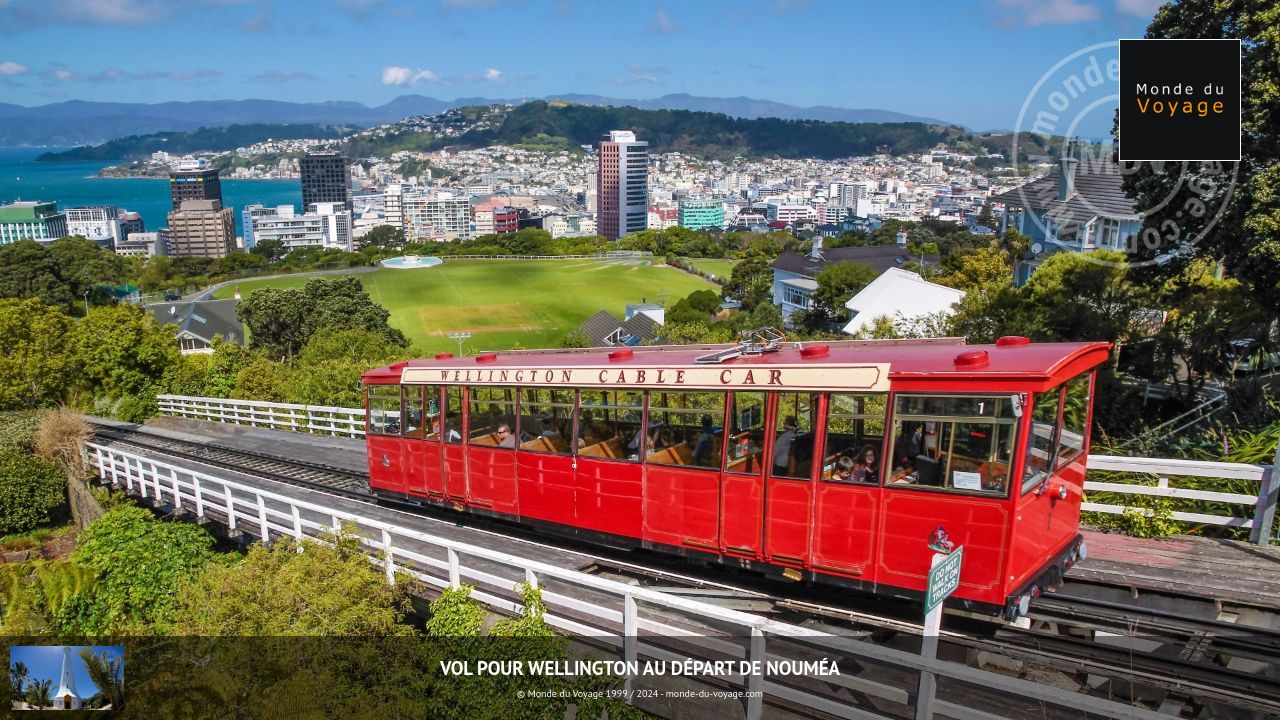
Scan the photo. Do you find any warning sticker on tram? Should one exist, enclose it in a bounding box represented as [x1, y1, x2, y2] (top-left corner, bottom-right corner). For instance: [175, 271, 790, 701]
[924, 546, 964, 614]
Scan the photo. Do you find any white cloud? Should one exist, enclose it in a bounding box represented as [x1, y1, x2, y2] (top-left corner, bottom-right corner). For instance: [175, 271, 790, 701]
[483, 67, 506, 84]
[253, 68, 317, 84]
[651, 3, 676, 33]
[0, 61, 30, 76]
[381, 66, 445, 86]
[611, 74, 661, 85]
[626, 64, 670, 75]
[0, 0, 181, 26]
[1114, 0, 1161, 17]
[996, 0, 1099, 26]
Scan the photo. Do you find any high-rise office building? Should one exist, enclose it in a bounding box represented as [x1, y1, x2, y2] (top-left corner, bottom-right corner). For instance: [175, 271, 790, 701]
[301, 151, 352, 213]
[597, 130, 648, 240]
[169, 168, 222, 211]
[0, 201, 67, 244]
[64, 206, 122, 246]
[168, 199, 235, 258]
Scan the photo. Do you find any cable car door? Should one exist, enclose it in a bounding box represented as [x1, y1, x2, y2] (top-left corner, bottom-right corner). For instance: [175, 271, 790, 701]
[763, 392, 820, 568]
[440, 386, 468, 502]
[810, 393, 886, 582]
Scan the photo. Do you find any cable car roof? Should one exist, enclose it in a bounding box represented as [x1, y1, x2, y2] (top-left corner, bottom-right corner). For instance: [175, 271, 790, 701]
[365, 337, 1111, 391]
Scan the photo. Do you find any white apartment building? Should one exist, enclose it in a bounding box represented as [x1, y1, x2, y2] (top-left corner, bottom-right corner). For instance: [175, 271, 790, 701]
[244, 204, 353, 251]
[766, 202, 817, 224]
[114, 230, 170, 258]
[402, 193, 471, 241]
[473, 207, 495, 235]
[65, 206, 122, 245]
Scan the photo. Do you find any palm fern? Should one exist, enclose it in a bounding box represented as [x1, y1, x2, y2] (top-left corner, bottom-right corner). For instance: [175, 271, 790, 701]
[77, 648, 124, 710]
[9, 660, 27, 703]
[26, 678, 52, 710]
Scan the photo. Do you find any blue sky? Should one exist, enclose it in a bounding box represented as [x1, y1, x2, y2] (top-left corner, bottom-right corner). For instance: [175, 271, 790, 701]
[0, 0, 1162, 132]
[9, 645, 125, 699]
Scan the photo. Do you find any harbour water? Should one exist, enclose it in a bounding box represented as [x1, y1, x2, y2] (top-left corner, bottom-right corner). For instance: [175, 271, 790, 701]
[0, 147, 302, 237]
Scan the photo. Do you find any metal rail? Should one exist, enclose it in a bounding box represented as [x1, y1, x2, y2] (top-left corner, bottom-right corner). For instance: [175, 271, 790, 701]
[87, 441, 1176, 720]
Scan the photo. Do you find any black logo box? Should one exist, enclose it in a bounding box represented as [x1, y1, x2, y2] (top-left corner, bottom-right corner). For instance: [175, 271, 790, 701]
[1119, 38, 1241, 162]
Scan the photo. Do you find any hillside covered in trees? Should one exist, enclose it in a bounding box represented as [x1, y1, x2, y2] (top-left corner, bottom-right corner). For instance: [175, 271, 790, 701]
[36, 123, 356, 163]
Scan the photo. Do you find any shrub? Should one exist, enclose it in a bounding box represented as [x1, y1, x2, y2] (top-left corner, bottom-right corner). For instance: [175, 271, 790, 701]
[34, 406, 90, 477]
[0, 450, 65, 535]
[0, 410, 41, 453]
[67, 506, 215, 634]
[114, 393, 156, 424]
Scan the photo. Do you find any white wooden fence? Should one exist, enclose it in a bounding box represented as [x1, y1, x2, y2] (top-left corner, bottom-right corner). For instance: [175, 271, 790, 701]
[86, 441, 1172, 720]
[1083, 455, 1278, 545]
[153, 395, 1279, 545]
[157, 395, 365, 437]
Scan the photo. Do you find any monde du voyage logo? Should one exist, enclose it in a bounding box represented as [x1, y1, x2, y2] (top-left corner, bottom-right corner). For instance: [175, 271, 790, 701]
[1119, 38, 1241, 162]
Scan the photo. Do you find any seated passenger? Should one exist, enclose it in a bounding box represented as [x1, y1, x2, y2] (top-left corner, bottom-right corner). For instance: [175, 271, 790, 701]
[692, 414, 717, 466]
[539, 418, 562, 440]
[651, 427, 675, 452]
[893, 424, 923, 471]
[855, 444, 878, 483]
[496, 423, 516, 449]
[773, 416, 799, 474]
[831, 455, 856, 483]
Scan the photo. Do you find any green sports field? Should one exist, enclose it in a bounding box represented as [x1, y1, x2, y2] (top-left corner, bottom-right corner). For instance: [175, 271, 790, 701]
[681, 257, 738, 280]
[212, 258, 716, 353]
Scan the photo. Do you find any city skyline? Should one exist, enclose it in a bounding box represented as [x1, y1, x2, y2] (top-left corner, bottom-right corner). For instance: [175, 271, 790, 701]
[0, 0, 1160, 135]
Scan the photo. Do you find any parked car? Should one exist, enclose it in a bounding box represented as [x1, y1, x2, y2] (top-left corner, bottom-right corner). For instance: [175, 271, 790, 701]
[1223, 339, 1280, 374]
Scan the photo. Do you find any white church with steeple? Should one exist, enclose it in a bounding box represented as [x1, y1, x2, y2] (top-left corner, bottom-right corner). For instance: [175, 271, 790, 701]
[54, 646, 82, 710]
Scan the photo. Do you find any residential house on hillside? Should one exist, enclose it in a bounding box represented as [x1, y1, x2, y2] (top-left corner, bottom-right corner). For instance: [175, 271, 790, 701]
[770, 241, 937, 324]
[574, 303, 664, 347]
[148, 299, 244, 355]
[992, 141, 1141, 285]
[842, 267, 965, 336]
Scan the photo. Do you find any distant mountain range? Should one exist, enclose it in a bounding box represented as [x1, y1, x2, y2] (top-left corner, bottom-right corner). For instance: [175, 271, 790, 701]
[0, 94, 954, 147]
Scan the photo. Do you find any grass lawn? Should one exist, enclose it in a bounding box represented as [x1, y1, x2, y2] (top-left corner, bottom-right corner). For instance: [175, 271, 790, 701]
[212, 258, 715, 353]
[681, 257, 738, 280]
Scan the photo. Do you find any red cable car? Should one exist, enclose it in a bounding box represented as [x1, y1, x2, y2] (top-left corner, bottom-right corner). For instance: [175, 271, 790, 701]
[362, 336, 1109, 619]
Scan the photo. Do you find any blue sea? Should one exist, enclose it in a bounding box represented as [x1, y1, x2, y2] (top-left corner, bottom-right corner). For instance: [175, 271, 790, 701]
[0, 147, 302, 237]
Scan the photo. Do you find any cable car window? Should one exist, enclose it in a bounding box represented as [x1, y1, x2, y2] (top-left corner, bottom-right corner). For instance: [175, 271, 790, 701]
[823, 393, 887, 484]
[772, 392, 819, 480]
[890, 394, 1017, 496]
[725, 392, 766, 475]
[519, 388, 575, 455]
[1022, 389, 1061, 493]
[1055, 373, 1091, 470]
[422, 387, 441, 441]
[367, 385, 401, 435]
[469, 386, 518, 448]
[577, 389, 643, 462]
[402, 386, 426, 439]
[442, 386, 464, 443]
[647, 390, 726, 469]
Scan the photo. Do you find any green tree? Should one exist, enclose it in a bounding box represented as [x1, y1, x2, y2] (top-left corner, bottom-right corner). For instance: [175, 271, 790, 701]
[0, 240, 75, 313]
[237, 276, 407, 358]
[0, 299, 78, 409]
[1122, 0, 1280, 312]
[173, 530, 413, 635]
[65, 506, 215, 634]
[232, 358, 289, 402]
[201, 342, 258, 398]
[26, 678, 52, 710]
[721, 255, 773, 311]
[559, 328, 591, 348]
[361, 224, 405, 250]
[77, 648, 124, 710]
[812, 262, 878, 324]
[48, 235, 132, 304]
[248, 237, 288, 263]
[9, 661, 27, 703]
[1021, 250, 1141, 345]
[975, 200, 997, 230]
[73, 304, 180, 402]
[213, 251, 268, 276]
[936, 246, 1013, 293]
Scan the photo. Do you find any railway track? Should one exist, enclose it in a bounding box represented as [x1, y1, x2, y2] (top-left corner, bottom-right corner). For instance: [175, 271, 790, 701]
[89, 421, 1280, 717]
